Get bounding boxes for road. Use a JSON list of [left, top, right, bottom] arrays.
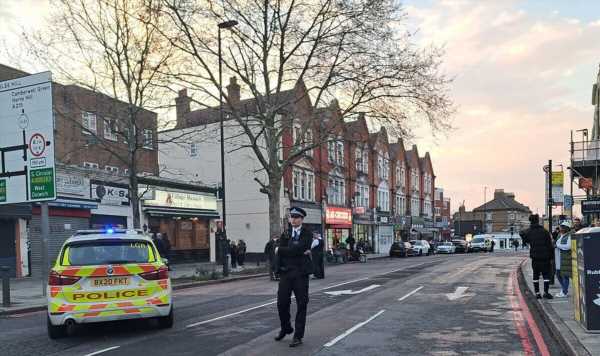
[[0, 251, 564, 356]]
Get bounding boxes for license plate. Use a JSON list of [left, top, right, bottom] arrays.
[[92, 277, 130, 287]]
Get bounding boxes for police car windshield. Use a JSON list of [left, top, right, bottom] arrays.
[[62, 240, 155, 266]]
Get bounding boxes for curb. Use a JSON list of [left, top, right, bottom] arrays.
[[0, 272, 269, 317], [517, 261, 591, 356]]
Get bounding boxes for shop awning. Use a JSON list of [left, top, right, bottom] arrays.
[[143, 207, 220, 219], [329, 224, 352, 229]]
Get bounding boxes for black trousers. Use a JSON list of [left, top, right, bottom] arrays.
[[312, 252, 324, 278], [532, 259, 551, 280], [277, 272, 309, 339]]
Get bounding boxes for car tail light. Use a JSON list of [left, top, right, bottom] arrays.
[[139, 266, 169, 281], [48, 270, 81, 286]]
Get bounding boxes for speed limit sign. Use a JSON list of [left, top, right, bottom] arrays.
[[29, 133, 46, 157]]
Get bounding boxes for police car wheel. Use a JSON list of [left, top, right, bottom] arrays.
[[157, 307, 174, 329], [47, 316, 67, 339]]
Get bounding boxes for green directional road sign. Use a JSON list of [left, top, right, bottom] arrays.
[[0, 180, 5, 202], [30, 168, 55, 200]]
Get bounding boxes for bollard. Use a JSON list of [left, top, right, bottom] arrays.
[[0, 266, 10, 307], [223, 254, 230, 277]]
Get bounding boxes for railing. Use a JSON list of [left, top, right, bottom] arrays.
[[571, 140, 600, 163]]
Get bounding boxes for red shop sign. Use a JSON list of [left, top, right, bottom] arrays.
[[326, 207, 352, 225]]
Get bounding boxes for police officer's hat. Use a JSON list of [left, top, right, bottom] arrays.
[[289, 207, 307, 218]]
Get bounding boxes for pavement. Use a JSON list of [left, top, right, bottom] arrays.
[[0, 250, 563, 356], [521, 259, 597, 356], [0, 253, 388, 315]]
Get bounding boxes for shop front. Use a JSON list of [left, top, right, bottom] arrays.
[[325, 206, 352, 250], [90, 180, 131, 229], [375, 214, 394, 254], [353, 207, 374, 252], [142, 185, 219, 262], [0, 204, 31, 278]]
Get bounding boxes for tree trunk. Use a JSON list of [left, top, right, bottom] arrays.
[[131, 172, 141, 229], [268, 178, 283, 240]]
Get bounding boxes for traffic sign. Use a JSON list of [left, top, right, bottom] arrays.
[[0, 72, 56, 204], [582, 199, 600, 214]]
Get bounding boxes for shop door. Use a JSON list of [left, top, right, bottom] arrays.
[[0, 220, 16, 277], [377, 225, 394, 254]]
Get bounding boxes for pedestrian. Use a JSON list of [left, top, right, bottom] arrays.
[[161, 233, 171, 259], [555, 222, 572, 298], [573, 217, 583, 232], [237, 239, 247, 267], [152, 232, 166, 258], [490, 239, 495, 253], [345, 234, 356, 252], [311, 233, 325, 279], [230, 240, 238, 270], [513, 239, 519, 252], [274, 207, 313, 348], [521, 214, 554, 299], [552, 226, 560, 241], [265, 235, 280, 281]]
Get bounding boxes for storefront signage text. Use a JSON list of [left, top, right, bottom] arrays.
[[326, 207, 352, 225], [145, 190, 217, 210], [56, 173, 90, 197]]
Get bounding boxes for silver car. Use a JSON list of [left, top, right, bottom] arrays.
[[435, 242, 456, 254]]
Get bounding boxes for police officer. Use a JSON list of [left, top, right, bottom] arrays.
[[274, 207, 313, 347], [521, 214, 554, 299]]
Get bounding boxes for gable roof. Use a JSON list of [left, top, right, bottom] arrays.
[[345, 114, 369, 142], [405, 145, 420, 169], [389, 139, 407, 162], [419, 152, 434, 175], [473, 191, 531, 213]]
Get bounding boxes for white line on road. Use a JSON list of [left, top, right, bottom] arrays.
[[398, 286, 423, 302], [323, 310, 386, 347], [186, 300, 277, 328], [84, 346, 120, 356]]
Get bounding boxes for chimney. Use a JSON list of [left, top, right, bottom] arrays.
[[175, 89, 191, 128], [226, 77, 240, 106], [494, 189, 504, 199]]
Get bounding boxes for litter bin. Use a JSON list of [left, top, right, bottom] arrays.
[[572, 227, 600, 332]]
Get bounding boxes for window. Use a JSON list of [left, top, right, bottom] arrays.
[[293, 125, 313, 157], [486, 212, 492, 221], [396, 194, 406, 215], [355, 184, 369, 208], [143, 129, 153, 149], [103, 118, 117, 141], [124, 169, 129, 176], [328, 140, 336, 163], [411, 169, 419, 192], [82, 112, 97, 134], [355, 146, 369, 174], [435, 207, 441, 216], [377, 188, 389, 211], [105, 165, 119, 174], [411, 197, 420, 216], [190, 143, 198, 157], [83, 162, 99, 169], [336, 141, 344, 165], [292, 169, 315, 202], [400, 163, 406, 188], [328, 177, 345, 205]]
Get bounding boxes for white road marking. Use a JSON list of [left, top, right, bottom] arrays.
[[446, 286, 475, 301], [84, 346, 120, 356], [398, 286, 423, 301], [185, 259, 441, 327], [324, 310, 386, 347], [324, 284, 381, 296], [186, 300, 277, 328]]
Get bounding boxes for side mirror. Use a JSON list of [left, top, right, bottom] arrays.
[[162, 258, 170, 269]]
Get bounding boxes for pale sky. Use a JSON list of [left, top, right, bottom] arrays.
[[2, 0, 599, 215]]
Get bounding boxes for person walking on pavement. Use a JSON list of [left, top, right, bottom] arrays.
[[152, 232, 166, 258], [345, 234, 356, 252], [555, 222, 573, 298], [274, 207, 313, 348], [160, 233, 171, 259], [265, 235, 280, 281], [229, 240, 238, 270], [490, 239, 495, 253], [237, 239, 247, 268], [311, 233, 325, 279], [513, 239, 519, 252], [521, 214, 554, 299]]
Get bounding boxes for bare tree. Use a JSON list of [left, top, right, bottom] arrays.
[[160, 0, 453, 238], [24, 0, 183, 228]]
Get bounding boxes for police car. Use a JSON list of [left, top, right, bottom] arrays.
[[47, 229, 173, 338]]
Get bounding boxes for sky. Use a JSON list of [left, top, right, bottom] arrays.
[[1, 0, 600, 215]]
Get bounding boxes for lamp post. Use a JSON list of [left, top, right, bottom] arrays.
[[218, 19, 238, 277], [483, 186, 488, 233]]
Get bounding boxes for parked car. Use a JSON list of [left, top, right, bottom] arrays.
[[451, 239, 468, 253], [435, 241, 456, 254], [410, 240, 431, 256], [468, 236, 488, 252], [389, 241, 414, 257]]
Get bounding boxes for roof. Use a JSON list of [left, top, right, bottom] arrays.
[[389, 142, 406, 161], [180, 86, 300, 128], [473, 193, 531, 213], [65, 230, 151, 244], [405, 148, 420, 168]]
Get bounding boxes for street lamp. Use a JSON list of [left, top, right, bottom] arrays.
[[218, 19, 238, 277]]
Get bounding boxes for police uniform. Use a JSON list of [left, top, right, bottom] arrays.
[[275, 207, 313, 347]]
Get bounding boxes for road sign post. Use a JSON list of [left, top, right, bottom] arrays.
[[0, 72, 56, 293]]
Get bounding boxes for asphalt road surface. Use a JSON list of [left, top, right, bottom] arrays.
[[0, 250, 565, 356]]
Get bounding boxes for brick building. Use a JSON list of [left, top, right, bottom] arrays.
[[160, 77, 439, 257]]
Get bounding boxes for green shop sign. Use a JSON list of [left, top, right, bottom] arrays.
[[30, 168, 55, 200]]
